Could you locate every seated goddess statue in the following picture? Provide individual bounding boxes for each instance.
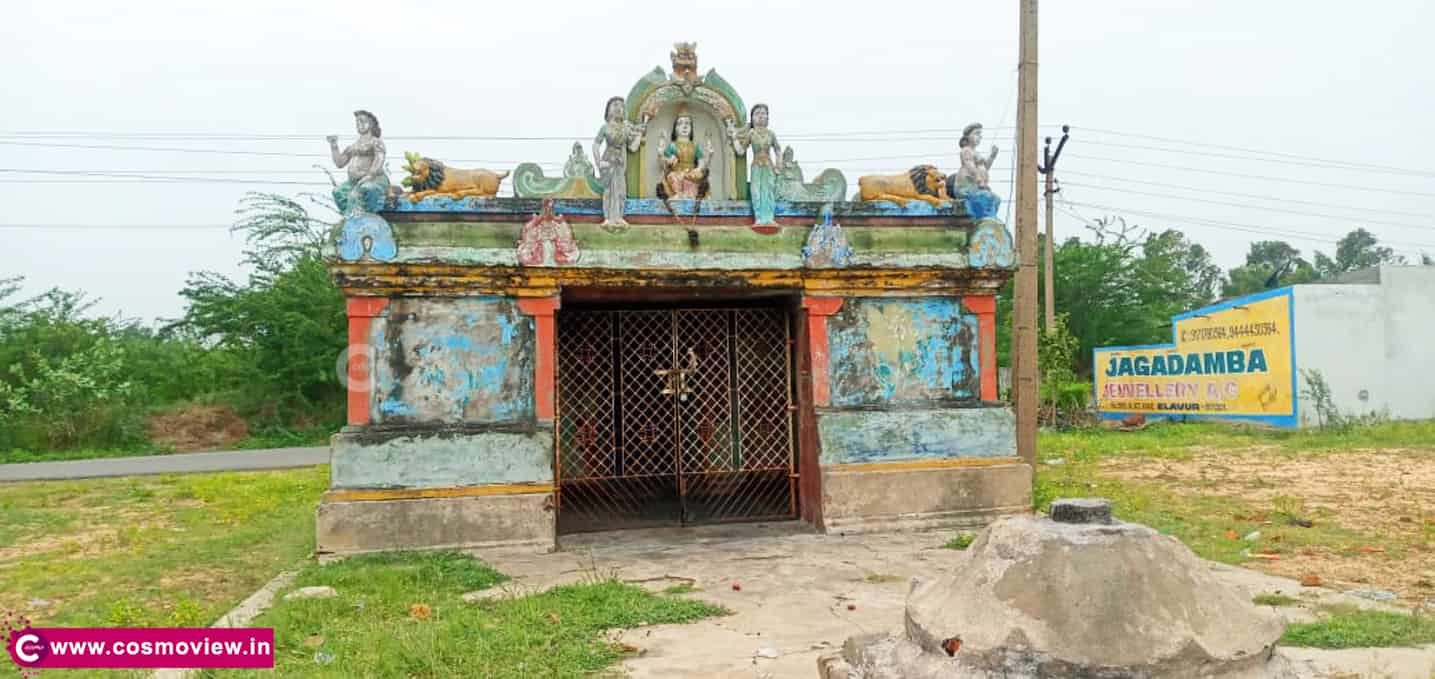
[656,112,713,200]
[947,122,1002,220]
[326,110,391,214]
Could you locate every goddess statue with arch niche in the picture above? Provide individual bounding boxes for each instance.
[656,108,714,201]
[728,103,782,226]
[592,96,648,227]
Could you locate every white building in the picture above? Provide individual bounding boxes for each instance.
[1293,264,1435,426]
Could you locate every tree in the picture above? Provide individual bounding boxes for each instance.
[998,216,1222,376]
[1222,240,1318,297]
[176,192,346,422]
[1313,228,1403,277]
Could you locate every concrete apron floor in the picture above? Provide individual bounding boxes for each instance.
[473,523,1435,679]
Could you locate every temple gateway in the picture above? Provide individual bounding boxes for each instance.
[318,44,1027,553]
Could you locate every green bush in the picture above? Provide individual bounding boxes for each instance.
[0,192,347,457]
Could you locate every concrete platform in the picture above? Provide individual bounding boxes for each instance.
[470,526,1435,679]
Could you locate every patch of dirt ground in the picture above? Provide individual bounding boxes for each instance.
[1102,448,1435,602]
[147,404,249,453]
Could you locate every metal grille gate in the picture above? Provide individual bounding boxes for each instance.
[555,308,795,533]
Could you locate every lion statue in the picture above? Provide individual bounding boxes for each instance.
[857,165,950,207]
[401,151,509,202]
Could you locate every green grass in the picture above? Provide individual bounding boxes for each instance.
[1252,593,1301,607]
[0,466,328,628]
[0,425,336,464]
[943,533,976,550]
[210,551,727,678]
[231,425,339,450]
[661,583,699,595]
[0,445,165,464]
[1032,422,1420,566]
[1039,420,1435,463]
[1283,605,1435,648]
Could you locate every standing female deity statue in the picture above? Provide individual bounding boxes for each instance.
[592,96,648,227]
[949,122,1002,219]
[657,112,714,200]
[727,103,782,226]
[326,110,391,215]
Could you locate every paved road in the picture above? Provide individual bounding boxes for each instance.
[0,447,329,482]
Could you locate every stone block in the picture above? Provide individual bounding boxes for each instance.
[315,491,554,555]
[820,462,1031,534]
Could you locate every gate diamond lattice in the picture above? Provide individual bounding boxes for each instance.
[556,308,795,532]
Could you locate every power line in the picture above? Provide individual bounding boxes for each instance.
[0,223,233,230]
[1063,154,1435,198]
[1073,126,1435,178]
[1061,170,1435,219]
[1073,138,1435,178]
[0,126,1026,141]
[1059,200,1435,251]
[1063,182,1435,232]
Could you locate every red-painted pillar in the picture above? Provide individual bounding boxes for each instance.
[346,297,390,426]
[964,296,998,401]
[801,297,844,407]
[516,297,562,422]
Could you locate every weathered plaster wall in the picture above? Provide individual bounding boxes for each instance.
[817,407,1015,465]
[369,297,535,425]
[826,297,980,406]
[330,430,554,489]
[386,221,971,270]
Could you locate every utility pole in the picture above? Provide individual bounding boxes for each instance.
[1038,126,1069,334]
[1013,0,1039,469]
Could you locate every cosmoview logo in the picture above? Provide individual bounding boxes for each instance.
[4,611,43,677]
[14,631,46,663]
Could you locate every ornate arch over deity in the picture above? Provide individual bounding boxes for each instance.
[623,43,749,201]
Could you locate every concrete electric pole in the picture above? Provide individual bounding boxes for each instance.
[1013,0,1040,468]
[1038,126,1070,334]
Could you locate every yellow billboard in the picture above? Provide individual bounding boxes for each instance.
[1093,288,1295,426]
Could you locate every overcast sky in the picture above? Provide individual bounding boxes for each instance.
[5,0,1433,322]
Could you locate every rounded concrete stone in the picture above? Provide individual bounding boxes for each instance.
[897,515,1292,677]
[1048,497,1113,524]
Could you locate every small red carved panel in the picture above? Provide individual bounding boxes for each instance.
[517,199,580,266]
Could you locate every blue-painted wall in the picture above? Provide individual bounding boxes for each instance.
[827,297,980,406]
[370,297,535,425]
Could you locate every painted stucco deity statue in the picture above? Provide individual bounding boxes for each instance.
[728,103,782,226]
[326,110,391,214]
[656,112,713,201]
[592,96,648,228]
[563,141,595,178]
[947,122,1002,220]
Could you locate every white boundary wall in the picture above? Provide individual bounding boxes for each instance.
[1293,265,1435,425]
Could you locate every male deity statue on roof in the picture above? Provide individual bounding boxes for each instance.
[947,122,1002,220]
[326,110,392,215]
[593,96,648,228]
[728,103,782,226]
